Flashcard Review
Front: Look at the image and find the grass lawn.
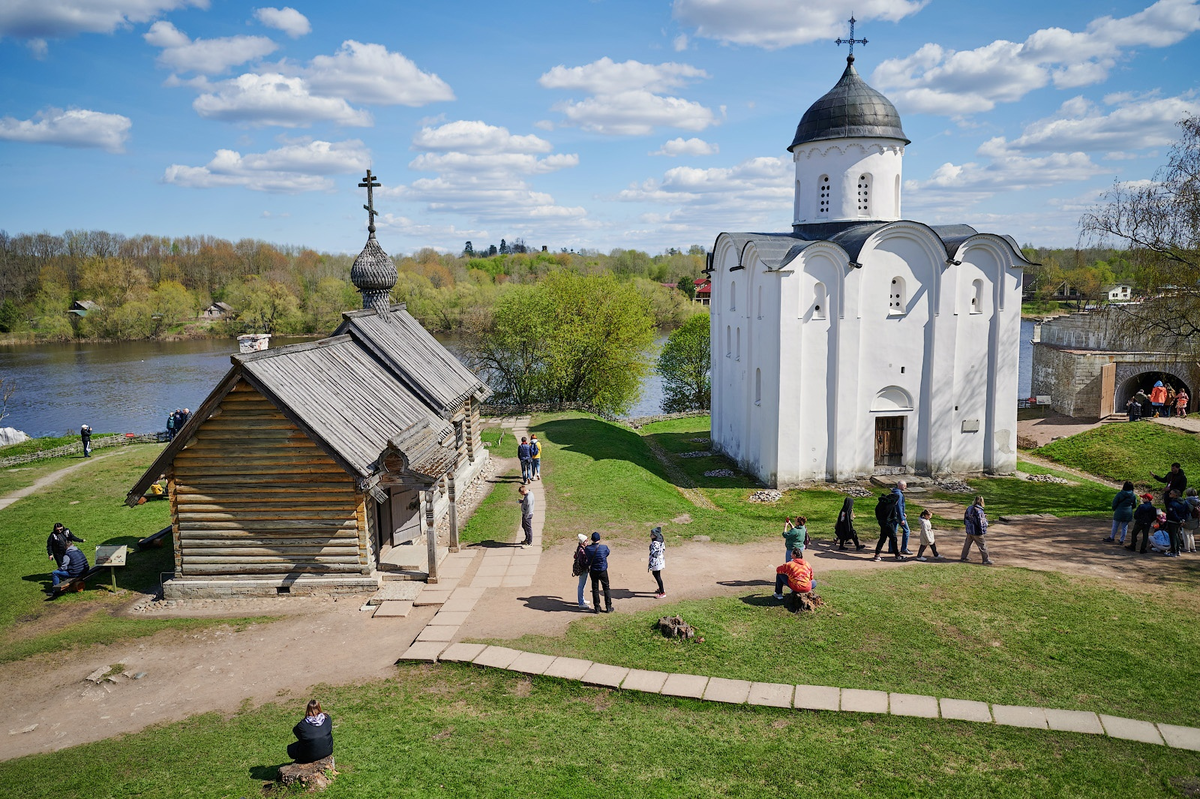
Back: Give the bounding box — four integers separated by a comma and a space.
0, 453, 93, 495
502, 566, 1200, 727
0, 664, 1195, 798
1035, 422, 1200, 486
0, 432, 118, 459
0, 443, 269, 663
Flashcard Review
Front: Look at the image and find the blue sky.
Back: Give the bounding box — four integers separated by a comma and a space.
1, 0, 1198, 256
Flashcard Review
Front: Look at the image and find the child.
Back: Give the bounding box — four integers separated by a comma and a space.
782, 516, 808, 563
915, 508, 940, 561
648, 527, 666, 598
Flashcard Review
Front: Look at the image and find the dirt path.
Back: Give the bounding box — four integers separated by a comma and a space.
1017, 452, 1123, 489
641, 436, 719, 510
0, 451, 119, 512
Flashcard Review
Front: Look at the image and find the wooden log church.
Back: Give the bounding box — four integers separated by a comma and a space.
126, 172, 491, 598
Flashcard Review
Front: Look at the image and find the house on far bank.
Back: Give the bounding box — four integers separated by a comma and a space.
1105, 284, 1134, 303
69, 300, 101, 317
202, 301, 234, 321
126, 171, 491, 599
693, 277, 711, 306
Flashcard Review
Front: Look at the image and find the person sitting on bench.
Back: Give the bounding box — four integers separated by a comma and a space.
773, 548, 816, 599
288, 700, 333, 764
50, 543, 88, 592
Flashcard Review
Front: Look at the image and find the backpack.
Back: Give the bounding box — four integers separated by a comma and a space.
572, 545, 589, 577
874, 493, 900, 527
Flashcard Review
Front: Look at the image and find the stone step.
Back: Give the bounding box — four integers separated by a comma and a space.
372, 600, 413, 618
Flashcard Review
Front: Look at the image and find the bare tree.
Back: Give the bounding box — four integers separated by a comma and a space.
0, 374, 15, 427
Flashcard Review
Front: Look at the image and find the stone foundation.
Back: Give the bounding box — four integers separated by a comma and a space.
163, 574, 380, 600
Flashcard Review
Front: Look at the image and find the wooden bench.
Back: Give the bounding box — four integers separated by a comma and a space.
136, 525, 172, 551
52, 566, 102, 595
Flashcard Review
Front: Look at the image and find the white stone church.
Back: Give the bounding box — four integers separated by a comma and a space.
709, 54, 1028, 486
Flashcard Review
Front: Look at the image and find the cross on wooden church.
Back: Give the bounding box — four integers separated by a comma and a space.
835, 15, 868, 57
359, 169, 380, 235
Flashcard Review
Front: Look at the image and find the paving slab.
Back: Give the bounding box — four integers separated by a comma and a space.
371, 600, 413, 618
438, 643, 487, 663
939, 698, 992, 723
1158, 724, 1200, 751
992, 705, 1048, 729
370, 582, 423, 603
794, 685, 840, 712
470, 574, 503, 588
748, 682, 794, 709
430, 611, 471, 626
474, 564, 508, 577
621, 669, 669, 694
507, 563, 540, 577
509, 651, 557, 676
398, 642, 446, 662
483, 549, 513, 560
414, 591, 453, 607
501, 575, 533, 588
472, 646, 523, 670
704, 677, 751, 705
841, 688, 888, 714
415, 626, 457, 642
889, 693, 939, 718
439, 597, 478, 613
1044, 709, 1103, 735
510, 554, 543, 565
661, 673, 709, 699
451, 586, 487, 598
1100, 715, 1164, 745
543, 657, 593, 680
582, 663, 629, 688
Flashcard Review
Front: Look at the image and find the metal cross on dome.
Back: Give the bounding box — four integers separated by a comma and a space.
835, 15, 868, 57
358, 169, 381, 236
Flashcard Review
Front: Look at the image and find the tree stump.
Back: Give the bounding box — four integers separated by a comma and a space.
657, 615, 695, 639
785, 592, 824, 613
278, 756, 336, 791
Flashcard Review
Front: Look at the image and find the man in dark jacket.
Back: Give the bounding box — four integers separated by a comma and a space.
79, 424, 92, 457
50, 543, 88, 590
1151, 462, 1187, 503
47, 522, 85, 567
585, 532, 613, 613
871, 493, 906, 562
1127, 493, 1158, 553
517, 437, 533, 484
1165, 489, 1188, 557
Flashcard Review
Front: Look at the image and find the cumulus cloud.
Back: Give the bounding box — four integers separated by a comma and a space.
672, 0, 927, 49
192, 72, 372, 127
0, 0, 205, 39
0, 107, 131, 152
673, 33, 689, 51
305, 40, 454, 106
874, 0, 1200, 116
144, 21, 276, 74
411, 120, 552, 154
253, 6, 309, 38
540, 57, 715, 136
163, 138, 370, 192
651, 137, 719, 156
1003, 92, 1200, 153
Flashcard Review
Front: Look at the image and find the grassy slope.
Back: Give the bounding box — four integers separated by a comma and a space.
1035, 422, 1200, 486
0, 453, 92, 495
0, 665, 1195, 799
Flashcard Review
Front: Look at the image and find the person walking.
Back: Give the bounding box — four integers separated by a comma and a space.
530, 434, 542, 480
782, 516, 807, 563
893, 481, 913, 555
46, 522, 85, 568
572, 534, 591, 609
960, 495, 993, 565
1105, 481, 1138, 544
1126, 396, 1142, 422
517, 484, 535, 546
79, 424, 92, 457
1127, 493, 1158, 553
585, 532, 613, 613
833, 497, 864, 550
871, 492, 906, 562
517, 437, 533, 484
1150, 381, 1168, 417
648, 527, 666, 598
50, 542, 89, 591
1177, 389, 1190, 418
915, 508, 941, 560
1166, 386, 1177, 418
1164, 489, 1188, 557
1151, 462, 1187, 503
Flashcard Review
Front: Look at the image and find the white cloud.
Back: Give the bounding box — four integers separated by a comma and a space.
874, 0, 1200, 117
305, 40, 454, 106
0, 0, 205, 39
672, 0, 927, 50
412, 120, 552, 154
673, 33, 689, 51
192, 72, 372, 127
1003, 93, 1200, 153
539, 57, 715, 136
0, 107, 131, 152
253, 6, 309, 38
27, 38, 48, 58
651, 137, 718, 156
163, 138, 370, 193
144, 21, 276, 74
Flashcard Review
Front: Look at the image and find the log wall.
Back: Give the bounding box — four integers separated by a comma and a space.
171, 381, 368, 578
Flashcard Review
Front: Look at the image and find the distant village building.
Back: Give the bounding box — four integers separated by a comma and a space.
708, 47, 1028, 486
127, 171, 491, 598
693, 277, 711, 306
68, 300, 100, 317
203, 301, 234, 320
1105, 284, 1134, 303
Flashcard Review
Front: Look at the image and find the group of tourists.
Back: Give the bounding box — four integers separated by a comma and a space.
568, 527, 667, 612
165, 408, 191, 440
1126, 381, 1189, 421
516, 435, 541, 483
1107, 462, 1197, 557
45, 521, 89, 592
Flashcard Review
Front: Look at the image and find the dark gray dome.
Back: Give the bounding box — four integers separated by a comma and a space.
351, 236, 397, 293
789, 57, 909, 151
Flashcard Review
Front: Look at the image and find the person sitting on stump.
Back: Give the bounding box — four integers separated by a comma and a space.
50, 542, 88, 592
288, 700, 333, 764
773, 547, 816, 599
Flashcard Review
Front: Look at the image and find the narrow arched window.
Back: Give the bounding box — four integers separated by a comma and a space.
813, 281, 827, 320
794, 179, 802, 222
894, 175, 901, 216
971, 279, 984, 314
736, 327, 741, 360
889, 276, 906, 315
726, 325, 731, 357
818, 175, 831, 216
857, 173, 872, 216
755, 368, 762, 405
757, 285, 763, 319
730, 280, 737, 311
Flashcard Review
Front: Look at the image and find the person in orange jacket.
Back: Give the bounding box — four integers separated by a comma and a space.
773, 548, 816, 599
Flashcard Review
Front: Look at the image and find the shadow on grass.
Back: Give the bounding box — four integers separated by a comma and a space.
737, 593, 778, 608
538, 417, 674, 482
717, 579, 772, 588
644, 430, 761, 490
249, 763, 288, 781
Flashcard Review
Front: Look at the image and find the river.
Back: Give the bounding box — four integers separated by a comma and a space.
0, 321, 1032, 437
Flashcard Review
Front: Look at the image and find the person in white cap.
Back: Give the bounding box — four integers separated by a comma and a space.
572, 533, 591, 609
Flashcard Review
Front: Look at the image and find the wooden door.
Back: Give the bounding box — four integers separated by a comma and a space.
1100, 362, 1116, 416
388, 488, 422, 544
874, 416, 905, 467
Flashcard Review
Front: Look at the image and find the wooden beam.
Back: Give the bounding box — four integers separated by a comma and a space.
448, 473, 459, 553
424, 488, 438, 584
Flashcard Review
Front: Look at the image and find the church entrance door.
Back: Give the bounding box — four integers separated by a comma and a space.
874, 416, 905, 469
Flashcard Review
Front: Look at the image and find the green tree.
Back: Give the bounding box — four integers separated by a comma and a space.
225, 276, 301, 334
656, 313, 711, 412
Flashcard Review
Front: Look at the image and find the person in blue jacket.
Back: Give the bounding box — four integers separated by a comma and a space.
50, 543, 88, 591
585, 532, 613, 614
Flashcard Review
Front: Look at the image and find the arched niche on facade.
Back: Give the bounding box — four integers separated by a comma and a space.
871, 385, 914, 412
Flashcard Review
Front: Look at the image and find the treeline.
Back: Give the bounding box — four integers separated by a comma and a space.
1020, 246, 1139, 303
0, 230, 707, 341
